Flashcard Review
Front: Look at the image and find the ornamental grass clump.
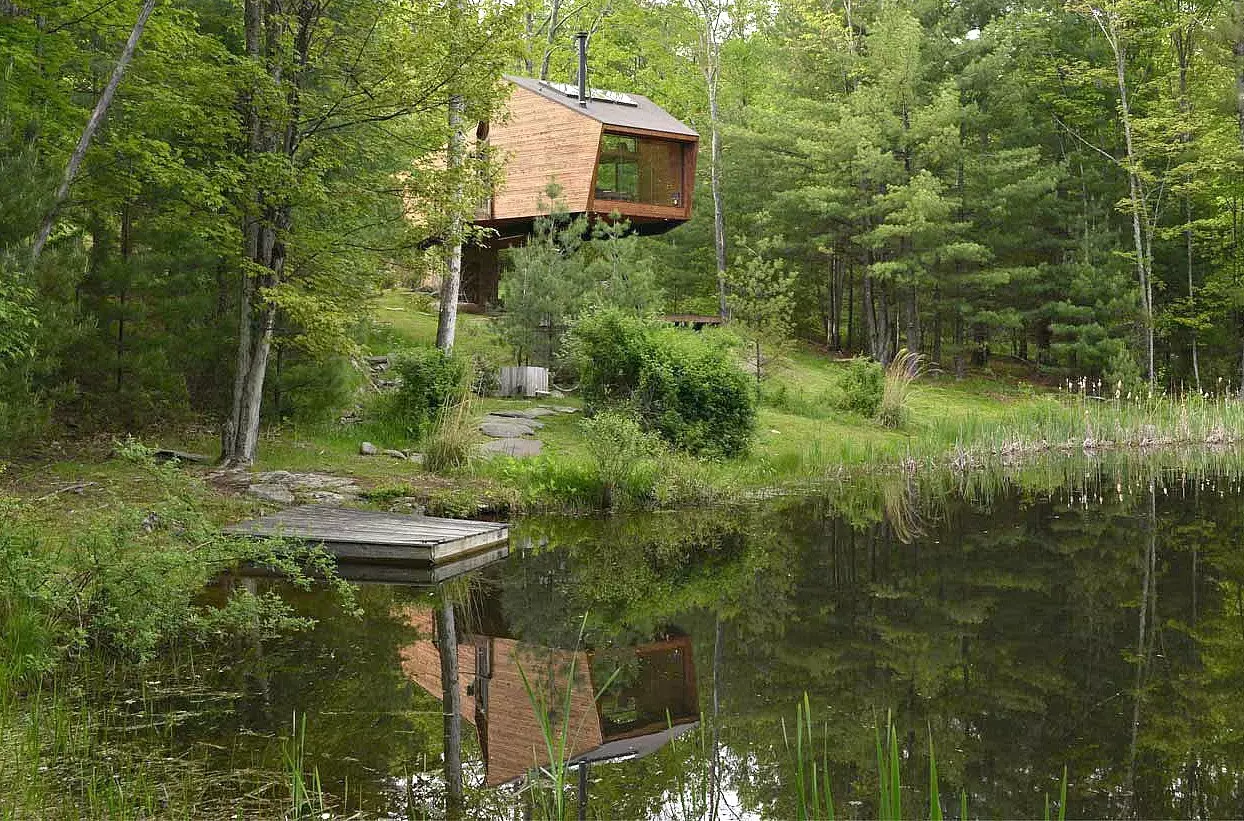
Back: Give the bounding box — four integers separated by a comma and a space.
877, 349, 924, 429
423, 392, 476, 473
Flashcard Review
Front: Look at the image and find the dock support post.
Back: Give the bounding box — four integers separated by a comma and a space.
578, 762, 589, 821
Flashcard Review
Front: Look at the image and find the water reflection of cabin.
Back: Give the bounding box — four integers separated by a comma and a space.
401, 608, 699, 787
464, 75, 699, 305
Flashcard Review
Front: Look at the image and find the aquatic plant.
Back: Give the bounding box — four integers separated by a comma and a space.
515, 614, 619, 821
282, 710, 328, 819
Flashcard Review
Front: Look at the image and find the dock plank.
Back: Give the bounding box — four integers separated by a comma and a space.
222, 504, 509, 564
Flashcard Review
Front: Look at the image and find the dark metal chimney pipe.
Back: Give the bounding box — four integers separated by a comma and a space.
575, 31, 588, 106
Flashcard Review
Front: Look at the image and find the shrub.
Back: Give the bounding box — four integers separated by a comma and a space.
837, 356, 884, 417
566, 309, 654, 404
640, 329, 756, 457
567, 312, 757, 458
877, 349, 924, 428
387, 347, 469, 439
581, 410, 663, 508
275, 355, 360, 425
1104, 344, 1145, 397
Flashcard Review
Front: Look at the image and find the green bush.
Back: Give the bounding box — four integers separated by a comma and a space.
567, 309, 655, 404
581, 410, 663, 508
386, 347, 469, 439
640, 329, 756, 457
837, 356, 884, 417
568, 310, 756, 457
274, 355, 360, 425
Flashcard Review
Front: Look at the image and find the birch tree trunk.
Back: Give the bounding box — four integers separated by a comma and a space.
436, 5, 467, 352
1101, 16, 1156, 387
1175, 26, 1201, 391
31, 0, 156, 265
436, 595, 463, 808
707, 70, 729, 319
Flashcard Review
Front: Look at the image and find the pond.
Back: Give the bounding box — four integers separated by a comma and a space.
13, 461, 1244, 819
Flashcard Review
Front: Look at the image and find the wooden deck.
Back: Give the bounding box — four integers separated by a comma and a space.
222, 505, 509, 564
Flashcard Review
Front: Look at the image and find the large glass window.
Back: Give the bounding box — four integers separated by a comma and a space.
595, 133, 685, 207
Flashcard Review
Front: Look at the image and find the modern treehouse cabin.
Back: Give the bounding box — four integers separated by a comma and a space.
461, 38, 698, 305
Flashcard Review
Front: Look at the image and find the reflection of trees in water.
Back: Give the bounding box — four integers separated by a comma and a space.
510, 477, 1244, 819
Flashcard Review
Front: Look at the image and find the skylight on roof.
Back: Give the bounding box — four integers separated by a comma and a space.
540, 80, 638, 107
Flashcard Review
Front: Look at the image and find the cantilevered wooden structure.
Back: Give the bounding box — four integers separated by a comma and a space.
402, 607, 700, 786
461, 38, 699, 304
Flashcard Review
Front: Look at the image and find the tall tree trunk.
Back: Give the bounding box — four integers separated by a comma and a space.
31, 0, 156, 265
223, 0, 306, 465
1175, 26, 1201, 392
707, 73, 728, 319
904, 284, 920, 353
539, 0, 562, 81
116, 201, 132, 396
1233, 21, 1244, 397
1101, 16, 1155, 386
846, 265, 855, 351
436, 8, 467, 352
436, 595, 463, 810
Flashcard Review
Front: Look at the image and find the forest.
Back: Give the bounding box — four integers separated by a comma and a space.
6, 0, 1244, 456
9, 3, 1244, 817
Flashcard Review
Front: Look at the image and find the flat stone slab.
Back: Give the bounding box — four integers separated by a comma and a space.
478, 438, 543, 458
483, 413, 544, 430
480, 419, 538, 438
248, 484, 296, 504
489, 407, 558, 420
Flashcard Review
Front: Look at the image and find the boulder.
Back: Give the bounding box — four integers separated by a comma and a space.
382, 449, 408, 460
360, 441, 378, 456
302, 490, 347, 504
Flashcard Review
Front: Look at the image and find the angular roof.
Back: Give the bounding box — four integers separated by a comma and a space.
505, 74, 698, 139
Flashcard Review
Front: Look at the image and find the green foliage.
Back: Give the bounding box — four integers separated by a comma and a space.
566, 309, 656, 405
423, 395, 476, 473
837, 357, 885, 417
641, 329, 757, 457
585, 216, 665, 314
1104, 345, 1145, 399
878, 349, 924, 429
567, 310, 757, 457
581, 410, 664, 508
273, 355, 361, 426
497, 186, 590, 367
385, 347, 470, 441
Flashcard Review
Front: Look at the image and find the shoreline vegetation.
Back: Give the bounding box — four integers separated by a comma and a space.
7, 295, 1244, 517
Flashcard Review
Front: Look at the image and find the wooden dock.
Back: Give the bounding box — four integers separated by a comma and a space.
222, 505, 509, 564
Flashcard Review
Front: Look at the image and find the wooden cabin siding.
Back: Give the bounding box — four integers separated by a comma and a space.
490, 86, 602, 221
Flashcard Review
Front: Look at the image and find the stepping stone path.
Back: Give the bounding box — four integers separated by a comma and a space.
209, 469, 363, 506
475, 405, 577, 458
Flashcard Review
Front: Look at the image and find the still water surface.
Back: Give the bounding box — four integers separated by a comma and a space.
79, 467, 1244, 817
